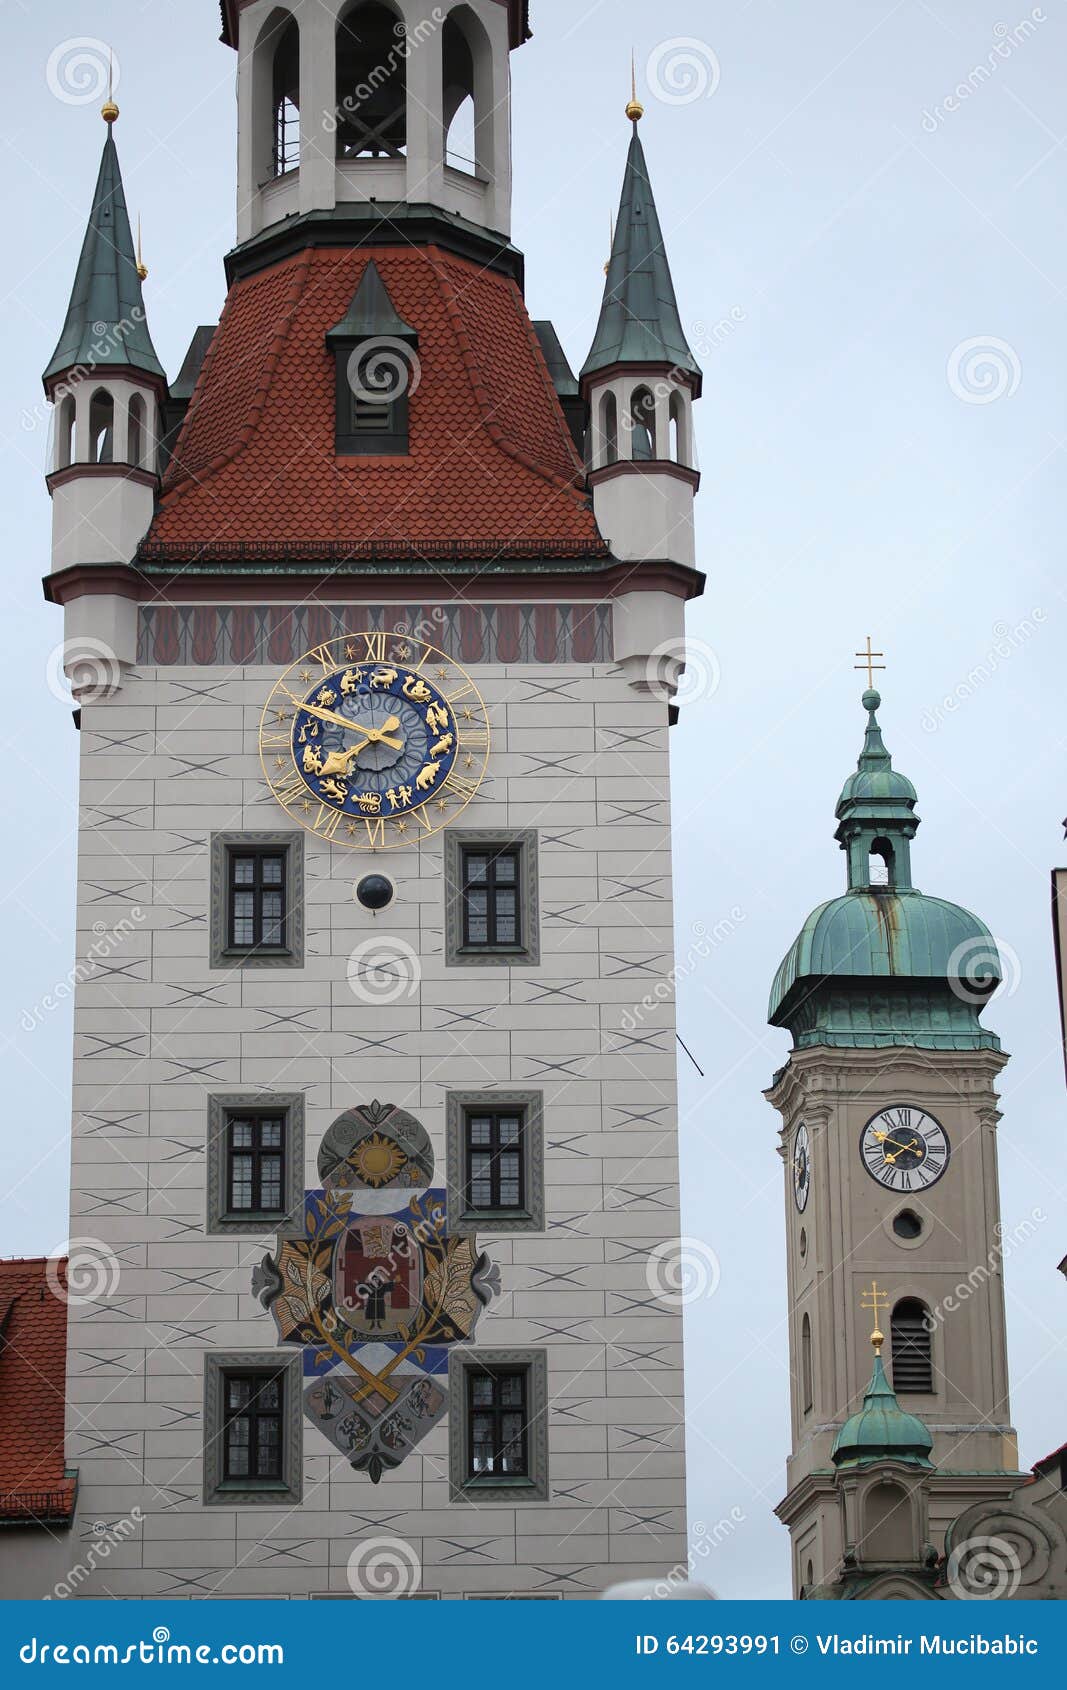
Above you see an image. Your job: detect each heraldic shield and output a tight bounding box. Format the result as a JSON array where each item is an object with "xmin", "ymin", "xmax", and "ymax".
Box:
[{"xmin": 252, "ymin": 1101, "xmax": 498, "ymax": 1483}]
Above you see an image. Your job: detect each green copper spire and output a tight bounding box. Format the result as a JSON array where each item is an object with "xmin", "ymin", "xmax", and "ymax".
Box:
[
  {"xmin": 769, "ymin": 684, "xmax": 1003, "ymax": 1050},
  {"xmin": 43, "ymin": 125, "xmax": 164, "ymax": 389},
  {"xmin": 581, "ymin": 122, "xmax": 702, "ymax": 387},
  {"xmin": 836, "ymin": 689, "xmax": 920, "ymax": 893},
  {"xmin": 325, "ymin": 260, "xmax": 416, "ymax": 347}
]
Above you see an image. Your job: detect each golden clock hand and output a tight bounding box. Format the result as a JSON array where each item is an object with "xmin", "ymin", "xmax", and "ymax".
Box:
[
  {"xmin": 874, "ymin": 1130, "xmax": 924, "ymax": 1160},
  {"xmin": 284, "ymin": 691, "xmax": 405, "ymax": 750}
]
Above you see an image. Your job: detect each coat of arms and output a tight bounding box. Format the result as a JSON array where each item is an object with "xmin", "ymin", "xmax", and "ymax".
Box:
[{"xmin": 252, "ymin": 1101, "xmax": 498, "ymax": 1483}]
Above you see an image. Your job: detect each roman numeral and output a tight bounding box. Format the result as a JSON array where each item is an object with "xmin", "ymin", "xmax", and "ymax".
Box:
[
  {"xmin": 443, "ymin": 772, "xmax": 480, "ymax": 805},
  {"xmin": 315, "ymin": 807, "xmax": 344, "ymax": 842},
  {"xmin": 308, "ymin": 644, "xmax": 336, "ymax": 674},
  {"xmin": 273, "ymin": 776, "xmax": 308, "ymax": 810},
  {"xmin": 460, "ymin": 727, "xmax": 489, "ymax": 750},
  {"xmin": 365, "ymin": 817, "xmax": 386, "ymax": 849},
  {"xmin": 261, "ymin": 730, "xmax": 290, "ymax": 751},
  {"xmin": 361, "ymin": 632, "xmax": 387, "ymax": 663},
  {"xmin": 446, "ymin": 681, "xmax": 476, "ymax": 706},
  {"xmin": 888, "ymin": 1108, "xmax": 914, "ymax": 1132}
]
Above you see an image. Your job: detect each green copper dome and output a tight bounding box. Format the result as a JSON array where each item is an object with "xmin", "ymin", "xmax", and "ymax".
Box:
[
  {"xmin": 832, "ymin": 1349, "xmax": 934, "ymax": 1471},
  {"xmin": 769, "ymin": 690, "xmax": 1002, "ymax": 1050}
]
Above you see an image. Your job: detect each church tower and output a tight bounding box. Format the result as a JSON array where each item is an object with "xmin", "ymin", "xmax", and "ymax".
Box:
[
  {"xmin": 22, "ymin": 4, "xmax": 705, "ymax": 1601},
  {"xmin": 766, "ymin": 683, "xmax": 1025, "ymax": 1598}
]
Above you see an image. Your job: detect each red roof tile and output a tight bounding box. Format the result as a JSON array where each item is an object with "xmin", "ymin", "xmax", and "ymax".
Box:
[
  {"xmin": 0, "ymin": 1258, "xmax": 76, "ymax": 1526},
  {"xmin": 146, "ymin": 246, "xmax": 605, "ymax": 564}
]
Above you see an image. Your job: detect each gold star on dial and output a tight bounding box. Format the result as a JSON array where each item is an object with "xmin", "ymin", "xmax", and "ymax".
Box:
[
  {"xmin": 274, "ymin": 708, "xmax": 289, "ymax": 723},
  {"xmin": 300, "ymin": 669, "xmax": 313, "ymax": 683},
  {"xmin": 396, "ymin": 820, "xmax": 408, "ymax": 834},
  {"xmin": 465, "ymin": 755, "xmax": 474, "ymax": 770},
  {"xmin": 436, "ymin": 798, "xmax": 448, "ymax": 812},
  {"xmin": 346, "ymin": 822, "xmax": 357, "ymax": 837},
  {"xmin": 273, "ymin": 756, "xmax": 286, "ymax": 770},
  {"xmin": 437, "ymin": 667, "xmax": 449, "ymax": 681},
  {"xmin": 345, "ymin": 644, "xmax": 357, "ymax": 661},
  {"xmin": 462, "ymin": 707, "xmax": 474, "ymax": 722},
  {"xmin": 302, "ymin": 800, "xmax": 312, "ymax": 814}
]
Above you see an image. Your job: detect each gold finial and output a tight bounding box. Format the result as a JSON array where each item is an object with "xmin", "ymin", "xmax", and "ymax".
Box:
[
  {"xmin": 136, "ymin": 215, "xmax": 148, "ymax": 283},
  {"xmin": 101, "ymin": 51, "xmax": 119, "ymax": 124},
  {"xmin": 854, "ymin": 635, "xmax": 886, "ymax": 692},
  {"xmin": 626, "ymin": 51, "xmax": 644, "ymax": 123},
  {"xmin": 861, "ymin": 1282, "xmax": 890, "ymax": 1354}
]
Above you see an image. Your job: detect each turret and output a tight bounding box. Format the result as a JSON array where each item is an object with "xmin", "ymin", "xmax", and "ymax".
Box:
[
  {"xmin": 224, "ymin": 0, "xmax": 530, "ymax": 247},
  {"xmin": 581, "ymin": 87, "xmax": 702, "ymax": 572},
  {"xmin": 43, "ymin": 99, "xmax": 165, "ymax": 694}
]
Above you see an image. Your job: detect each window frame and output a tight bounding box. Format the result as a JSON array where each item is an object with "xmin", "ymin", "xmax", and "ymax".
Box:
[
  {"xmin": 444, "ymin": 829, "xmax": 540, "ymax": 968},
  {"xmin": 449, "ymin": 1349, "xmax": 549, "ymax": 1503},
  {"xmin": 890, "ymin": 1298, "xmax": 935, "ymax": 1395},
  {"xmin": 460, "ymin": 845, "xmax": 523, "ymax": 951},
  {"xmin": 466, "ymin": 1367, "xmax": 529, "ymax": 1481},
  {"xmin": 206, "ymin": 1093, "xmax": 305, "ymax": 1236},
  {"xmin": 446, "ymin": 1090, "xmax": 545, "ymax": 1235},
  {"xmin": 210, "ymin": 833, "xmax": 304, "ymax": 970},
  {"xmin": 222, "ymin": 1370, "xmax": 285, "ymax": 1484},
  {"xmin": 203, "ymin": 1351, "xmax": 303, "ymax": 1506},
  {"xmin": 227, "ymin": 847, "xmax": 287, "ymax": 953},
  {"xmin": 226, "ymin": 1111, "xmax": 287, "ymax": 1219}
]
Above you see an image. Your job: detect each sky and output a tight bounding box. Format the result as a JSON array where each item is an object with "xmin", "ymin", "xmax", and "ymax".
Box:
[{"xmin": 2, "ymin": 0, "xmax": 1066, "ymax": 1601}]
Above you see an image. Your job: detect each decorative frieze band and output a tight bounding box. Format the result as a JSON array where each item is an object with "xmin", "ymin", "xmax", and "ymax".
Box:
[{"xmin": 137, "ymin": 602, "xmax": 614, "ymax": 668}]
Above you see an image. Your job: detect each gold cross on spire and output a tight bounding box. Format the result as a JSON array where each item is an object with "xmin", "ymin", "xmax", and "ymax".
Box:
[
  {"xmin": 860, "ymin": 1281, "xmax": 890, "ymax": 1353},
  {"xmin": 626, "ymin": 51, "xmax": 645, "ymax": 122},
  {"xmin": 854, "ymin": 636, "xmax": 886, "ymax": 691}
]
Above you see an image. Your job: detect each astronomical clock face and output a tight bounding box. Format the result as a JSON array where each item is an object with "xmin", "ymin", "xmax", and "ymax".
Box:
[
  {"xmin": 259, "ymin": 633, "xmax": 489, "ymax": 849},
  {"xmin": 792, "ymin": 1123, "xmax": 812, "ymax": 1213},
  {"xmin": 860, "ymin": 1106, "xmax": 950, "ymax": 1194}
]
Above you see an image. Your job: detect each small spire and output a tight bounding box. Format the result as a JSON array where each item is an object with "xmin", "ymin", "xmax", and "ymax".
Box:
[
  {"xmin": 101, "ymin": 51, "xmax": 119, "ymax": 124},
  {"xmin": 861, "ymin": 1281, "xmax": 890, "ymax": 1356},
  {"xmin": 626, "ymin": 51, "xmax": 644, "ymax": 123},
  {"xmin": 136, "ymin": 215, "xmax": 148, "ymax": 282}
]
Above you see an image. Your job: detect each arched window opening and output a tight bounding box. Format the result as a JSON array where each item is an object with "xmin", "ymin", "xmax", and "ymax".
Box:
[
  {"xmin": 336, "ymin": 2, "xmax": 407, "ymax": 159},
  {"xmin": 801, "ymin": 1314, "xmax": 813, "ymax": 1415},
  {"xmin": 272, "ymin": 17, "xmax": 300, "ymax": 176},
  {"xmin": 56, "ymin": 394, "xmax": 76, "ymax": 470},
  {"xmin": 630, "ymin": 385, "xmax": 657, "ymax": 461},
  {"xmin": 599, "ymin": 391, "xmax": 619, "ymax": 467},
  {"xmin": 891, "ymin": 1299, "xmax": 934, "ymax": 1394},
  {"xmin": 669, "ymin": 389, "xmax": 688, "ymax": 464},
  {"xmin": 127, "ymin": 395, "xmax": 146, "ymax": 469},
  {"xmin": 443, "ymin": 16, "xmax": 476, "ymax": 174},
  {"xmin": 861, "ymin": 1482, "xmax": 913, "ymax": 1562},
  {"xmin": 868, "ymin": 837, "xmax": 894, "ymax": 888},
  {"xmin": 89, "ymin": 389, "xmax": 114, "ymax": 465},
  {"xmin": 805, "ymin": 1559, "xmax": 814, "ymax": 1588}
]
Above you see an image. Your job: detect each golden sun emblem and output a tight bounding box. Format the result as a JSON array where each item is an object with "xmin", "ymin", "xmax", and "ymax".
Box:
[{"xmin": 350, "ymin": 1133, "xmax": 409, "ymax": 1189}]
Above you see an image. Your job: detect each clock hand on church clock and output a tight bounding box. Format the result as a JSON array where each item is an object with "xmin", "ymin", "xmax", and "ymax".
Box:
[
  {"xmin": 874, "ymin": 1129, "xmax": 924, "ymax": 1160},
  {"xmin": 283, "ymin": 689, "xmax": 406, "ymax": 750}
]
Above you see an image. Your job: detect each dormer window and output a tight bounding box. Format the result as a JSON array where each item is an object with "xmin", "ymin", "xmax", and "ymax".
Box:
[{"xmin": 326, "ymin": 260, "xmax": 418, "ymax": 457}]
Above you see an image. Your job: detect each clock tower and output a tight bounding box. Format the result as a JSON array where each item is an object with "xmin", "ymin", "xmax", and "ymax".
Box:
[
  {"xmin": 21, "ymin": 0, "xmax": 706, "ymax": 1603},
  {"xmin": 766, "ymin": 686, "xmax": 1026, "ymax": 1597}
]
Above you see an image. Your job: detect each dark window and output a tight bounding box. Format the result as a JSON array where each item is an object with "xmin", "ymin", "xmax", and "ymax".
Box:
[
  {"xmin": 465, "ymin": 1110, "xmax": 524, "ymax": 1213},
  {"xmin": 893, "ymin": 1209, "xmax": 924, "ymax": 1241},
  {"xmin": 468, "ymin": 1369, "xmax": 529, "ymax": 1479},
  {"xmin": 227, "ymin": 1114, "xmax": 286, "ymax": 1216},
  {"xmin": 228, "ymin": 850, "xmax": 287, "ymax": 952},
  {"xmin": 801, "ymin": 1313, "xmax": 813, "ymax": 1414},
  {"xmin": 222, "ymin": 1372, "xmax": 284, "ymax": 1483},
  {"xmin": 462, "ymin": 847, "xmax": 521, "ymax": 950},
  {"xmin": 334, "ymin": 357, "xmax": 410, "ymax": 456},
  {"xmin": 890, "ymin": 1298, "xmax": 934, "ymax": 1394}
]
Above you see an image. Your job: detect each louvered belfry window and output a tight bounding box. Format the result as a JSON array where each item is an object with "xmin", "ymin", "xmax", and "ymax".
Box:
[{"xmin": 891, "ymin": 1299, "xmax": 934, "ymax": 1394}]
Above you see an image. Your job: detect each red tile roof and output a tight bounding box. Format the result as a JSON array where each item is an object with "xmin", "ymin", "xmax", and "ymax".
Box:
[
  {"xmin": 0, "ymin": 1258, "xmax": 76, "ymax": 1527},
  {"xmin": 145, "ymin": 246, "xmax": 605, "ymax": 565}
]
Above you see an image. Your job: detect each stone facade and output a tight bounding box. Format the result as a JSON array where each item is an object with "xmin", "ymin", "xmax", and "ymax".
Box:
[{"xmin": 61, "ymin": 633, "xmax": 687, "ymax": 1598}]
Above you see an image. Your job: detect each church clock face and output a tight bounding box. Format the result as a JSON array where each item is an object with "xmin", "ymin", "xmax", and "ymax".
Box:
[
  {"xmin": 259, "ymin": 633, "xmax": 489, "ymax": 849},
  {"xmin": 792, "ymin": 1123, "xmax": 812, "ymax": 1212},
  {"xmin": 860, "ymin": 1107, "xmax": 950, "ymax": 1194}
]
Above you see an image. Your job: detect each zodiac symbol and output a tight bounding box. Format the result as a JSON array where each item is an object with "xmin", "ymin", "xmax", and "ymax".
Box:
[
  {"xmin": 428, "ymin": 733, "xmax": 454, "ymax": 760},
  {"xmin": 402, "ymin": 674, "xmax": 432, "ymax": 704},
  {"xmin": 416, "ymin": 763, "xmax": 441, "ymax": 792},
  {"xmin": 316, "ymin": 687, "xmax": 338, "ymax": 708},
  {"xmin": 426, "ymin": 704, "xmax": 450, "ymax": 734},
  {"xmin": 357, "ymin": 793, "xmax": 383, "ymax": 815},
  {"xmin": 303, "ymin": 745, "xmax": 325, "ymax": 776},
  {"xmin": 370, "ymin": 668, "xmax": 399, "ymax": 690},
  {"xmin": 340, "ymin": 669, "xmax": 363, "ymax": 696},
  {"xmin": 386, "ymin": 786, "xmax": 414, "ymax": 811},
  {"xmin": 320, "ymin": 776, "xmax": 349, "ymax": 803}
]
